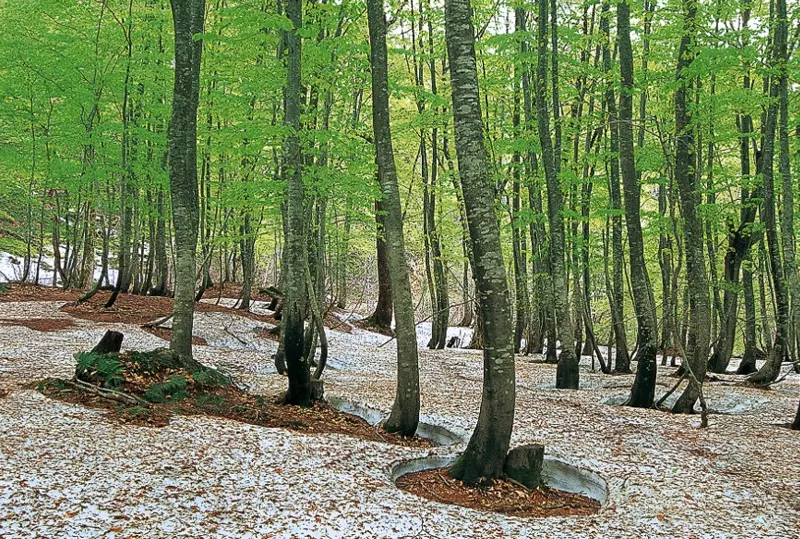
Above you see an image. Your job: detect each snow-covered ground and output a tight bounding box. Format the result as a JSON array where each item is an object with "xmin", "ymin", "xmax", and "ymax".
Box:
[
  {"xmin": 0, "ymin": 251, "xmax": 118, "ymax": 286},
  {"xmin": 0, "ymin": 299, "xmax": 799, "ymax": 537}
]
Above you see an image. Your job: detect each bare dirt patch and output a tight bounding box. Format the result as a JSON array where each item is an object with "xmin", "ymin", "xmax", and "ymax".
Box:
[
  {"xmin": 141, "ymin": 326, "xmax": 208, "ymax": 346},
  {"xmin": 396, "ymin": 467, "xmax": 601, "ymax": 518},
  {"xmin": 60, "ymin": 291, "xmax": 278, "ymax": 326},
  {"xmin": 0, "ymin": 284, "xmax": 80, "ymax": 303},
  {"xmin": 0, "ymin": 318, "xmax": 74, "ymax": 332}
]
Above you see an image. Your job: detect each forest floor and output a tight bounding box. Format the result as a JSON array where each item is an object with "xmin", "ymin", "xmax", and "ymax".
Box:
[{"xmin": 0, "ymin": 287, "xmax": 799, "ymax": 538}]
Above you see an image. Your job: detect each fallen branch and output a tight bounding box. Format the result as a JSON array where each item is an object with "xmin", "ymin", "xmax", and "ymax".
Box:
[
  {"xmin": 142, "ymin": 314, "xmax": 173, "ymax": 329},
  {"xmin": 223, "ymin": 325, "xmax": 248, "ymax": 345},
  {"xmin": 67, "ymin": 378, "xmax": 150, "ymax": 408}
]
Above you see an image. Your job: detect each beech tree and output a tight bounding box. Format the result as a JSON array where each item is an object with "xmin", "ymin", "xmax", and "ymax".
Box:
[
  {"xmin": 367, "ymin": 0, "xmax": 420, "ymax": 435},
  {"xmin": 618, "ymin": 0, "xmax": 659, "ymax": 407},
  {"xmin": 444, "ymin": 0, "xmax": 515, "ymax": 482},
  {"xmin": 534, "ymin": 0, "xmax": 578, "ymax": 389},
  {"xmin": 168, "ymin": 0, "xmax": 205, "ymax": 359},
  {"xmin": 281, "ymin": 0, "xmax": 313, "ymax": 406}
]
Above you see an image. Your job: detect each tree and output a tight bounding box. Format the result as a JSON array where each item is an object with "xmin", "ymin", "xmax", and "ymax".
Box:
[
  {"xmin": 444, "ymin": 0, "xmax": 515, "ymax": 482},
  {"xmin": 749, "ymin": 0, "xmax": 791, "ymax": 385},
  {"xmin": 672, "ymin": 0, "xmax": 710, "ymax": 413},
  {"xmin": 534, "ymin": 0, "xmax": 579, "ymax": 389},
  {"xmin": 168, "ymin": 0, "xmax": 205, "ymax": 359},
  {"xmin": 367, "ymin": 0, "xmax": 420, "ymax": 436},
  {"xmin": 363, "ymin": 198, "xmax": 393, "ymax": 332},
  {"xmin": 618, "ymin": 0, "xmax": 659, "ymax": 407},
  {"xmin": 280, "ymin": 0, "xmax": 313, "ymax": 406}
]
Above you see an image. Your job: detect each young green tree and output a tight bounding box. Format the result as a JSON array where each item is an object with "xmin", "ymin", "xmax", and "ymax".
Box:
[{"xmin": 534, "ymin": 0, "xmax": 578, "ymax": 389}]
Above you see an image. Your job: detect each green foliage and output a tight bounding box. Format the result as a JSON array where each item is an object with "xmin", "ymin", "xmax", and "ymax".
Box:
[
  {"xmin": 0, "ymin": 237, "xmax": 27, "ymax": 258},
  {"xmin": 0, "ymin": 283, "xmax": 8, "ymax": 294},
  {"xmin": 75, "ymin": 353, "xmax": 124, "ymax": 389},
  {"xmin": 120, "ymin": 405, "xmax": 151, "ymax": 420},
  {"xmin": 143, "ymin": 375, "xmax": 189, "ymax": 403},
  {"xmin": 195, "ymin": 393, "xmax": 225, "ymax": 408},
  {"xmin": 191, "ymin": 369, "xmax": 226, "ymax": 388}
]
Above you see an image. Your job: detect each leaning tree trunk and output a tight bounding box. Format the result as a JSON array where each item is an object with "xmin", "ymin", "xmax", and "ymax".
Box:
[
  {"xmin": 367, "ymin": 0, "xmax": 420, "ymax": 436},
  {"xmin": 750, "ymin": 0, "xmax": 791, "ymax": 385},
  {"xmin": 534, "ymin": 0, "xmax": 578, "ymax": 388},
  {"xmin": 618, "ymin": 0, "xmax": 659, "ymax": 407},
  {"xmin": 672, "ymin": 0, "xmax": 710, "ymax": 413},
  {"xmin": 445, "ymin": 0, "xmax": 515, "ymax": 482},
  {"xmin": 167, "ymin": 0, "xmax": 205, "ymax": 360},
  {"xmin": 280, "ymin": 0, "xmax": 313, "ymax": 406}
]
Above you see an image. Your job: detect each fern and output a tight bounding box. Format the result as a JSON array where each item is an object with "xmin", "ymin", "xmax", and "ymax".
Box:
[
  {"xmin": 143, "ymin": 375, "xmax": 188, "ymax": 403},
  {"xmin": 75, "ymin": 353, "xmax": 124, "ymax": 388}
]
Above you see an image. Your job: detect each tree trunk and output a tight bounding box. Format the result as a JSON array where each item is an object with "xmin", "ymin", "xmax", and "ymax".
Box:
[
  {"xmin": 445, "ymin": 0, "xmax": 515, "ymax": 482},
  {"xmin": 367, "ymin": 0, "xmax": 420, "ymax": 435},
  {"xmin": 602, "ymin": 0, "xmax": 630, "ymax": 374},
  {"xmin": 672, "ymin": 0, "xmax": 710, "ymax": 413},
  {"xmin": 364, "ymin": 199, "xmax": 393, "ymax": 330},
  {"xmin": 750, "ymin": 0, "xmax": 791, "ymax": 385},
  {"xmin": 534, "ymin": 0, "xmax": 578, "ymax": 388},
  {"xmin": 281, "ymin": 0, "xmax": 313, "ymax": 406},
  {"xmin": 167, "ymin": 0, "xmax": 205, "ymax": 359},
  {"xmin": 618, "ymin": 0, "xmax": 659, "ymax": 406}
]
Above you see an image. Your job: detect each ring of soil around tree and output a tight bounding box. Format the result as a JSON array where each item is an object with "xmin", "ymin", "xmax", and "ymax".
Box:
[
  {"xmin": 36, "ymin": 345, "xmax": 434, "ymax": 448},
  {"xmin": 392, "ymin": 454, "xmax": 607, "ymax": 518},
  {"xmin": 0, "ymin": 318, "xmax": 74, "ymax": 332},
  {"xmin": 327, "ymin": 396, "xmax": 465, "ymax": 446}
]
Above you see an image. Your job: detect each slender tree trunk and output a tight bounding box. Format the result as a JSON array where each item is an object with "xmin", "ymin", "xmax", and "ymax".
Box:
[
  {"xmin": 672, "ymin": 0, "xmax": 710, "ymax": 413},
  {"xmin": 367, "ymin": 0, "xmax": 420, "ymax": 435},
  {"xmin": 601, "ymin": 0, "xmax": 630, "ymax": 373},
  {"xmin": 534, "ymin": 0, "xmax": 578, "ymax": 388},
  {"xmin": 364, "ymin": 199, "xmax": 394, "ymax": 330},
  {"xmin": 445, "ymin": 0, "xmax": 515, "ymax": 481},
  {"xmin": 750, "ymin": 0, "xmax": 790, "ymax": 385},
  {"xmin": 618, "ymin": 0, "xmax": 659, "ymax": 406}
]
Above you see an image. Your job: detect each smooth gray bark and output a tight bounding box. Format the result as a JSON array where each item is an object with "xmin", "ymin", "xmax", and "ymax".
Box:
[
  {"xmin": 367, "ymin": 0, "xmax": 420, "ymax": 436},
  {"xmin": 167, "ymin": 0, "xmax": 205, "ymax": 359}
]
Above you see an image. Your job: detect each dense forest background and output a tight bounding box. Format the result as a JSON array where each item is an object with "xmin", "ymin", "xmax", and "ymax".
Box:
[{"xmin": 1, "ymin": 0, "xmax": 799, "ymax": 428}]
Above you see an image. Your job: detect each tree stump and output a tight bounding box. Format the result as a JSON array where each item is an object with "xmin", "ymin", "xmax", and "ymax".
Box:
[
  {"xmin": 90, "ymin": 330, "xmax": 124, "ymax": 354},
  {"xmin": 504, "ymin": 444, "xmax": 545, "ymax": 489}
]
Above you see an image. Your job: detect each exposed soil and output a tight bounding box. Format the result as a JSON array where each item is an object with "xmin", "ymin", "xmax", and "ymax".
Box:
[
  {"xmin": 142, "ymin": 326, "xmax": 208, "ymax": 346},
  {"xmin": 0, "ymin": 318, "xmax": 74, "ymax": 332},
  {"xmin": 0, "ymin": 284, "xmax": 80, "ymax": 303},
  {"xmin": 60, "ymin": 291, "xmax": 279, "ymax": 326},
  {"xmin": 37, "ymin": 350, "xmax": 433, "ymax": 448},
  {"xmin": 396, "ymin": 467, "xmax": 601, "ymax": 518}
]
